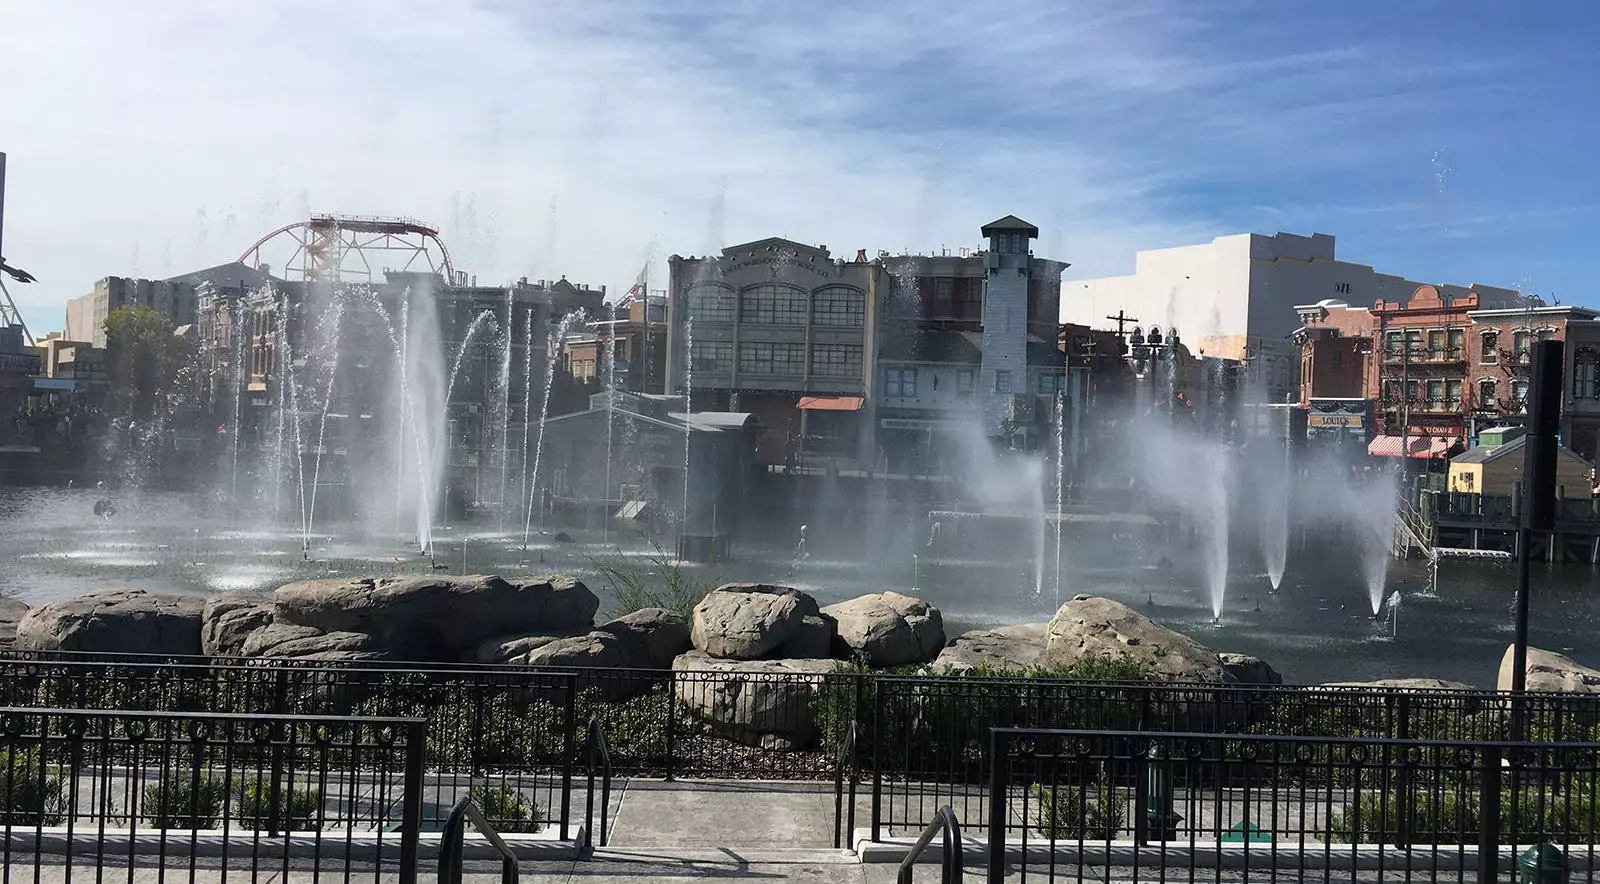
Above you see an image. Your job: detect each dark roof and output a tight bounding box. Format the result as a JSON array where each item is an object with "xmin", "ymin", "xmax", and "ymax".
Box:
[
  {"xmin": 879, "ymin": 330, "xmax": 983, "ymax": 364},
  {"xmin": 981, "ymin": 216, "xmax": 1039, "ymax": 238},
  {"xmin": 166, "ymin": 261, "xmax": 283, "ymax": 290},
  {"xmin": 1453, "ymin": 434, "xmax": 1590, "ymax": 466},
  {"xmin": 879, "ymin": 329, "xmax": 1065, "ymax": 367}
]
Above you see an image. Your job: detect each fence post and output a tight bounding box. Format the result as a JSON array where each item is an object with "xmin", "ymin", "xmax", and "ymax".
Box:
[
  {"xmin": 1396, "ymin": 695, "xmax": 1413, "ymax": 850},
  {"xmin": 400, "ymin": 720, "xmax": 426, "ymax": 884},
  {"xmin": 1479, "ymin": 745, "xmax": 1503, "ymax": 884},
  {"xmin": 662, "ymin": 671, "xmax": 677, "ymax": 782},
  {"xmin": 986, "ymin": 729, "xmax": 1009, "ymax": 884},
  {"xmin": 871, "ymin": 679, "xmax": 884, "ymax": 843},
  {"xmin": 560, "ymin": 675, "xmax": 577, "ymax": 842}
]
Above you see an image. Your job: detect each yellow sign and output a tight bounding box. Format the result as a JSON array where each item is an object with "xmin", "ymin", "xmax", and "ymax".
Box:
[{"xmin": 1308, "ymin": 414, "xmax": 1363, "ymax": 428}]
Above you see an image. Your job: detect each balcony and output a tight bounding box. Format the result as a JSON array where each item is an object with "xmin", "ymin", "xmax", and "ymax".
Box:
[
  {"xmin": 1384, "ymin": 346, "xmax": 1466, "ymax": 364},
  {"xmin": 1415, "ymin": 398, "xmax": 1465, "ymax": 414}
]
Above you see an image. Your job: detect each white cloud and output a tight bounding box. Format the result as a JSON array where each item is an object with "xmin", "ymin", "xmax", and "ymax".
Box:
[{"xmin": 0, "ymin": 0, "xmax": 1539, "ymax": 334}]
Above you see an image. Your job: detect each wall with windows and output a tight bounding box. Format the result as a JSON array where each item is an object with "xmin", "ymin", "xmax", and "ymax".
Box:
[
  {"xmin": 665, "ymin": 240, "xmax": 881, "ymax": 398},
  {"xmin": 876, "ymin": 361, "xmax": 980, "ymax": 411}
]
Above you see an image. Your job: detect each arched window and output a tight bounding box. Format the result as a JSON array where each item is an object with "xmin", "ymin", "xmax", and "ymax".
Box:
[
  {"xmin": 1478, "ymin": 377, "xmax": 1497, "ymax": 409},
  {"xmin": 811, "ymin": 286, "xmax": 864, "ymax": 327},
  {"xmin": 686, "ymin": 284, "xmax": 735, "ymax": 323},
  {"xmin": 740, "ymin": 284, "xmax": 808, "ymax": 325}
]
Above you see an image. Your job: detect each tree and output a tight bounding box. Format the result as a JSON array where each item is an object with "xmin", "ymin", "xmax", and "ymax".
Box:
[{"xmin": 104, "ymin": 305, "xmax": 191, "ymax": 419}]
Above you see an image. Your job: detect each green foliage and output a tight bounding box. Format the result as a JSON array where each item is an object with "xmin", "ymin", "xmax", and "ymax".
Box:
[
  {"xmin": 1031, "ymin": 782, "xmax": 1126, "ymax": 841},
  {"xmin": 0, "ymin": 748, "xmax": 67, "ymax": 826},
  {"xmin": 142, "ymin": 774, "xmax": 228, "ymax": 829},
  {"xmin": 236, "ymin": 778, "xmax": 322, "ymax": 830},
  {"xmin": 578, "ymin": 686, "xmax": 673, "ymax": 766},
  {"xmin": 590, "ymin": 539, "xmax": 717, "ymax": 619},
  {"xmin": 1327, "ymin": 786, "xmax": 1598, "ymax": 844},
  {"xmin": 469, "ymin": 785, "xmax": 542, "ymax": 834},
  {"xmin": 103, "ymin": 305, "xmax": 193, "ymax": 419}
]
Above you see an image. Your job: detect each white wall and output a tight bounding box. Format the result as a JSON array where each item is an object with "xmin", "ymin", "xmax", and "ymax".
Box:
[{"xmin": 1064, "ymin": 231, "xmax": 1518, "ymax": 343}]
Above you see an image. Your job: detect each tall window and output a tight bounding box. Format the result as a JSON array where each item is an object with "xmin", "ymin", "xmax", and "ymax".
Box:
[
  {"xmin": 1427, "ymin": 379, "xmax": 1444, "ymax": 407},
  {"xmin": 1513, "ymin": 330, "xmax": 1533, "ymax": 363},
  {"xmin": 741, "ymin": 284, "xmax": 808, "ymax": 325},
  {"xmin": 994, "ymin": 370, "xmax": 1013, "ymax": 393},
  {"xmin": 884, "ymin": 367, "xmax": 917, "ymax": 398},
  {"xmin": 1511, "ymin": 378, "xmax": 1529, "ymax": 412},
  {"xmin": 810, "ymin": 343, "xmax": 862, "ymax": 377},
  {"xmin": 1386, "ymin": 331, "xmax": 1404, "ymax": 359},
  {"xmin": 1478, "ymin": 378, "xmax": 1497, "ymax": 409},
  {"xmin": 1036, "ymin": 373, "xmax": 1064, "ymax": 394},
  {"xmin": 1428, "ymin": 330, "xmax": 1446, "ymax": 359},
  {"xmin": 687, "ymin": 285, "xmax": 734, "ymax": 323},
  {"xmin": 690, "ymin": 341, "xmax": 733, "ymax": 373},
  {"xmin": 811, "ymin": 286, "xmax": 864, "ymax": 328},
  {"xmin": 1445, "ymin": 378, "xmax": 1463, "ymax": 408},
  {"xmin": 737, "ymin": 341, "xmax": 804, "ymax": 376},
  {"xmin": 1448, "ymin": 328, "xmax": 1465, "ymax": 359},
  {"xmin": 932, "ymin": 278, "xmax": 952, "ymax": 302},
  {"xmin": 956, "ymin": 369, "xmax": 974, "ymax": 395},
  {"xmin": 1575, "ymin": 348, "xmax": 1598, "ymax": 400},
  {"xmin": 1481, "ymin": 330, "xmax": 1499, "ymax": 364}
]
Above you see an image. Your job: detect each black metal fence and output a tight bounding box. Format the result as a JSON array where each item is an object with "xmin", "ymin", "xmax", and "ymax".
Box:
[
  {"xmin": 866, "ymin": 676, "xmax": 1600, "ymax": 841},
  {"xmin": 0, "ymin": 706, "xmax": 425, "ymax": 884},
  {"xmin": 984, "ymin": 728, "xmax": 1600, "ymax": 884}
]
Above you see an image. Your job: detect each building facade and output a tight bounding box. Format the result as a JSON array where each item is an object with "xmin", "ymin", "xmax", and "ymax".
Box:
[
  {"xmin": 1292, "ymin": 287, "xmax": 1600, "ymax": 458},
  {"xmin": 665, "ymin": 239, "xmax": 884, "ymax": 464},
  {"xmin": 66, "ymin": 276, "xmax": 202, "ymax": 347},
  {"xmin": 564, "ymin": 295, "xmax": 668, "ymax": 396},
  {"xmin": 1066, "ymin": 231, "xmax": 1524, "ymax": 407}
]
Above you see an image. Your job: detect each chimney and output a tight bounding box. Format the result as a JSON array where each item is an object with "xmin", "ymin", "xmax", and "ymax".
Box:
[{"xmin": 855, "ymin": 249, "xmax": 867, "ymax": 262}]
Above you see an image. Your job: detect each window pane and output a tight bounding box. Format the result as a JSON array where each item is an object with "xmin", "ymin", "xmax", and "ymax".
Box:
[
  {"xmin": 738, "ymin": 341, "xmax": 804, "ymax": 375},
  {"xmin": 809, "ymin": 343, "xmax": 862, "ymax": 377},
  {"xmin": 811, "ymin": 286, "xmax": 864, "ymax": 327},
  {"xmin": 741, "ymin": 284, "xmax": 807, "ymax": 325}
]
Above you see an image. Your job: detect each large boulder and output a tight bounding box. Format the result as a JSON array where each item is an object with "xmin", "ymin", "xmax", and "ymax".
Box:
[
  {"xmin": 598, "ymin": 608, "xmax": 691, "ymax": 669},
  {"xmin": 273, "ymin": 574, "xmax": 597, "ymax": 659},
  {"xmin": 1220, "ymin": 653, "xmax": 1283, "ymax": 686},
  {"xmin": 481, "ymin": 631, "xmax": 630, "ymax": 669},
  {"xmin": 1325, "ymin": 678, "xmax": 1476, "ymax": 692},
  {"xmin": 201, "ymin": 592, "xmax": 274, "ymax": 657},
  {"xmin": 239, "ymin": 623, "xmax": 382, "ymax": 661},
  {"xmin": 1042, "ymin": 595, "xmax": 1224, "ymax": 683},
  {"xmin": 822, "ymin": 592, "xmax": 944, "ymax": 667},
  {"xmin": 671, "ymin": 650, "xmax": 836, "ymax": 749},
  {"xmin": 690, "ymin": 584, "xmax": 824, "ymax": 660},
  {"xmin": 0, "ymin": 598, "xmax": 29, "ymax": 648},
  {"xmin": 933, "ymin": 623, "xmax": 1048, "ymax": 674},
  {"xmin": 16, "ymin": 589, "xmax": 203, "ymax": 656},
  {"xmin": 1498, "ymin": 645, "xmax": 1600, "ymax": 694}
]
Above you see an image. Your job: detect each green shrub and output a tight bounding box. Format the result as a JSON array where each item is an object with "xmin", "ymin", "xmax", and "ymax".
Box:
[
  {"xmin": 236, "ymin": 778, "xmax": 322, "ymax": 830},
  {"xmin": 1327, "ymin": 787, "xmax": 1598, "ymax": 844},
  {"xmin": 590, "ymin": 539, "xmax": 717, "ymax": 619},
  {"xmin": 578, "ymin": 687, "xmax": 672, "ymax": 765},
  {"xmin": 469, "ymin": 785, "xmax": 542, "ymax": 833},
  {"xmin": 142, "ymin": 774, "xmax": 228, "ymax": 829},
  {"xmin": 1031, "ymin": 782, "xmax": 1126, "ymax": 841},
  {"xmin": 0, "ymin": 747, "xmax": 66, "ymax": 826}
]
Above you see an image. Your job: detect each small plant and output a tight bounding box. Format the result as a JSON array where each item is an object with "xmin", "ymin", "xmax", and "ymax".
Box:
[
  {"xmin": 1031, "ymin": 782, "xmax": 1126, "ymax": 841},
  {"xmin": 236, "ymin": 778, "xmax": 322, "ymax": 830},
  {"xmin": 0, "ymin": 747, "xmax": 66, "ymax": 826},
  {"xmin": 469, "ymin": 785, "xmax": 542, "ymax": 833},
  {"xmin": 142, "ymin": 774, "xmax": 228, "ymax": 829},
  {"xmin": 591, "ymin": 538, "xmax": 717, "ymax": 619}
]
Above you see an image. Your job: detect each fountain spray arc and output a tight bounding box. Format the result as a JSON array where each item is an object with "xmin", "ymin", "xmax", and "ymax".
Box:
[{"xmin": 521, "ymin": 309, "xmax": 589, "ymax": 552}]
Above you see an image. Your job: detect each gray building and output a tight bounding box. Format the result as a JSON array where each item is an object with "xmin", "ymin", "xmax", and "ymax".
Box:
[
  {"xmin": 66, "ymin": 275, "xmax": 202, "ymax": 347},
  {"xmin": 665, "ymin": 239, "xmax": 886, "ymax": 465}
]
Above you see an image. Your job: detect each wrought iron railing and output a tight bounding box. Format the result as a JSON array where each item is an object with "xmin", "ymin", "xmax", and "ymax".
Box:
[{"xmin": 983, "ymin": 728, "xmax": 1600, "ymax": 884}]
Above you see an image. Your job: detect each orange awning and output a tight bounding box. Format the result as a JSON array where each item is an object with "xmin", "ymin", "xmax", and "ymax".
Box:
[
  {"xmin": 1367, "ymin": 435, "xmax": 1463, "ymax": 460},
  {"xmin": 797, "ymin": 396, "xmax": 864, "ymax": 412}
]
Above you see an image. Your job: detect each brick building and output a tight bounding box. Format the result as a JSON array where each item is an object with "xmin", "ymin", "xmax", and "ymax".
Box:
[{"xmin": 1293, "ymin": 286, "xmax": 1600, "ymax": 458}]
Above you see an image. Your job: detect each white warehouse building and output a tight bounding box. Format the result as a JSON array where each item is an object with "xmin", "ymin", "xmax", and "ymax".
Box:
[{"xmin": 1063, "ymin": 231, "xmax": 1521, "ymax": 342}]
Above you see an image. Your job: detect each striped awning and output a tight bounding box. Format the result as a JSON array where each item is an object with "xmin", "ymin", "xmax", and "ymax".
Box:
[{"xmin": 1367, "ymin": 435, "xmax": 1462, "ymax": 460}]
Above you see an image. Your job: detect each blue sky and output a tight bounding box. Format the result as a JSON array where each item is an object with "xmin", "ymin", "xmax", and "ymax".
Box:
[{"xmin": 2, "ymin": 0, "xmax": 1597, "ymax": 334}]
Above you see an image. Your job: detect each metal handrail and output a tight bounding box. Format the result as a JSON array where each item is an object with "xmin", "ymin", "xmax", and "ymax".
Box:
[
  {"xmin": 898, "ymin": 804, "xmax": 962, "ymax": 884},
  {"xmin": 437, "ymin": 796, "xmax": 519, "ymax": 884},
  {"xmin": 582, "ymin": 714, "xmax": 612, "ymax": 854},
  {"xmin": 833, "ymin": 719, "xmax": 858, "ymax": 849}
]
